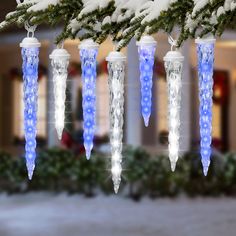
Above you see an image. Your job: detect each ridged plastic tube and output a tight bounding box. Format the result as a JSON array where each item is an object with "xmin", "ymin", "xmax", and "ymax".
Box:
[
  {"xmin": 79, "ymin": 39, "xmax": 99, "ymax": 159},
  {"xmin": 20, "ymin": 37, "xmax": 41, "ymax": 180},
  {"xmin": 196, "ymin": 37, "xmax": 216, "ymax": 176},
  {"xmin": 164, "ymin": 50, "xmax": 184, "ymax": 172},
  {"xmin": 50, "ymin": 48, "xmax": 70, "ymax": 140},
  {"xmin": 137, "ymin": 36, "xmax": 157, "ymax": 126},
  {"xmin": 106, "ymin": 51, "xmax": 126, "ymax": 193}
]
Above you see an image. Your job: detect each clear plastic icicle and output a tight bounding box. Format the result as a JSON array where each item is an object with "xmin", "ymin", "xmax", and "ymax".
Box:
[
  {"xmin": 164, "ymin": 47, "xmax": 184, "ymax": 172},
  {"xmin": 195, "ymin": 37, "xmax": 216, "ymax": 176},
  {"xmin": 106, "ymin": 51, "xmax": 126, "ymax": 193},
  {"xmin": 50, "ymin": 48, "xmax": 70, "ymax": 140}
]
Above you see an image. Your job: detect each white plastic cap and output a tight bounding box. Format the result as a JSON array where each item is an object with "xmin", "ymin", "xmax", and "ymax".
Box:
[
  {"xmin": 20, "ymin": 37, "xmax": 41, "ymax": 48},
  {"xmin": 195, "ymin": 35, "xmax": 216, "ymax": 44},
  {"xmin": 136, "ymin": 35, "xmax": 157, "ymax": 47},
  {"xmin": 164, "ymin": 50, "xmax": 184, "ymax": 62},
  {"xmin": 79, "ymin": 39, "xmax": 99, "ymax": 49},
  {"xmin": 106, "ymin": 51, "xmax": 126, "ymax": 62},
  {"xmin": 49, "ymin": 48, "xmax": 70, "ymax": 59}
]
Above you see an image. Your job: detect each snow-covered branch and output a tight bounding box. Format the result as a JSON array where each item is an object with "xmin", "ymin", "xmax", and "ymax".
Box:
[{"xmin": 0, "ymin": 0, "xmax": 236, "ymax": 49}]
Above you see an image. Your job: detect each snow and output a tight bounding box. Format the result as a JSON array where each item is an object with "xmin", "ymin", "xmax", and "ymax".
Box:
[
  {"xmin": 26, "ymin": 0, "xmax": 60, "ymax": 12},
  {"xmin": 110, "ymin": 0, "xmax": 142, "ymax": 24},
  {"xmin": 192, "ymin": 0, "xmax": 210, "ymax": 17},
  {"xmin": 141, "ymin": 0, "xmax": 171, "ymax": 24},
  {"xmin": 122, "ymin": 0, "xmax": 148, "ymax": 12},
  {"xmin": 231, "ymin": 1, "xmax": 236, "ymax": 11},
  {"xmin": 5, "ymin": 11, "xmax": 18, "ymax": 19},
  {"xmin": 224, "ymin": 0, "xmax": 232, "ymax": 11},
  {"xmin": 68, "ymin": 18, "xmax": 81, "ymax": 34},
  {"xmin": 0, "ymin": 193, "xmax": 236, "ymax": 236},
  {"xmin": 185, "ymin": 14, "xmax": 198, "ymax": 32},
  {"xmin": 2, "ymin": 0, "xmax": 236, "ymax": 45},
  {"xmin": 217, "ymin": 6, "xmax": 225, "ymax": 17},
  {"xmin": 79, "ymin": 0, "xmax": 111, "ymax": 18},
  {"xmin": 102, "ymin": 16, "xmax": 111, "ymax": 26},
  {"xmin": 210, "ymin": 13, "xmax": 217, "ymax": 25},
  {"xmin": 99, "ymin": 0, "xmax": 111, "ymax": 9},
  {"xmin": 0, "ymin": 21, "xmax": 8, "ymax": 30}
]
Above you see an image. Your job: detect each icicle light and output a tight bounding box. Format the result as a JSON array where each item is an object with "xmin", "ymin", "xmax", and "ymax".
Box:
[
  {"xmin": 79, "ymin": 39, "xmax": 99, "ymax": 160},
  {"xmin": 20, "ymin": 37, "xmax": 41, "ymax": 180},
  {"xmin": 164, "ymin": 50, "xmax": 184, "ymax": 171},
  {"xmin": 196, "ymin": 37, "xmax": 216, "ymax": 176},
  {"xmin": 50, "ymin": 48, "xmax": 70, "ymax": 140},
  {"xmin": 137, "ymin": 36, "xmax": 157, "ymax": 126},
  {"xmin": 106, "ymin": 51, "xmax": 126, "ymax": 193}
]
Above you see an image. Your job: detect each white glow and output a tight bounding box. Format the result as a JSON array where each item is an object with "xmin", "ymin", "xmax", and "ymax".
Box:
[
  {"xmin": 106, "ymin": 51, "xmax": 126, "ymax": 194},
  {"xmin": 50, "ymin": 49, "xmax": 70, "ymax": 140},
  {"xmin": 164, "ymin": 51, "xmax": 184, "ymax": 172}
]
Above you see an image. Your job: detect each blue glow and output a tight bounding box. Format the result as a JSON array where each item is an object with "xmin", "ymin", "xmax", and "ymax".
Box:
[
  {"xmin": 138, "ymin": 45, "xmax": 156, "ymax": 126},
  {"xmin": 80, "ymin": 48, "xmax": 98, "ymax": 159},
  {"xmin": 21, "ymin": 47, "xmax": 39, "ymax": 180},
  {"xmin": 197, "ymin": 42, "xmax": 215, "ymax": 176}
]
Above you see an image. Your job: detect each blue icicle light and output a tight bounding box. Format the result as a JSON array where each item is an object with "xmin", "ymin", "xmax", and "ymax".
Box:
[
  {"xmin": 196, "ymin": 37, "xmax": 216, "ymax": 176},
  {"xmin": 20, "ymin": 37, "xmax": 41, "ymax": 180},
  {"xmin": 79, "ymin": 39, "xmax": 99, "ymax": 159},
  {"xmin": 137, "ymin": 36, "xmax": 157, "ymax": 126}
]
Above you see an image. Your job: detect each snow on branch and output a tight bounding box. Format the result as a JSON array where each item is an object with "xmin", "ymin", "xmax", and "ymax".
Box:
[
  {"xmin": 141, "ymin": 0, "xmax": 172, "ymax": 24},
  {"xmin": 1, "ymin": 0, "xmax": 236, "ymax": 49},
  {"xmin": 27, "ymin": 0, "xmax": 60, "ymax": 12},
  {"xmin": 79, "ymin": 0, "xmax": 112, "ymax": 18}
]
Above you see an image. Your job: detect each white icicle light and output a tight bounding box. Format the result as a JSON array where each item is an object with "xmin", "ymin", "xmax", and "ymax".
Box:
[
  {"xmin": 106, "ymin": 51, "xmax": 126, "ymax": 194},
  {"xmin": 164, "ymin": 50, "xmax": 184, "ymax": 171},
  {"xmin": 50, "ymin": 48, "xmax": 70, "ymax": 140}
]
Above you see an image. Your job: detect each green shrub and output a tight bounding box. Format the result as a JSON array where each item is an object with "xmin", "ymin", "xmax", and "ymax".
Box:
[{"xmin": 0, "ymin": 147, "xmax": 235, "ymax": 198}]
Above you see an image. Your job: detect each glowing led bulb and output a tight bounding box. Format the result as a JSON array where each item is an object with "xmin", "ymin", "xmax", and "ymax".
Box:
[
  {"xmin": 79, "ymin": 39, "xmax": 99, "ymax": 160},
  {"xmin": 196, "ymin": 37, "xmax": 216, "ymax": 176},
  {"xmin": 50, "ymin": 48, "xmax": 70, "ymax": 140},
  {"xmin": 20, "ymin": 37, "xmax": 41, "ymax": 180},
  {"xmin": 164, "ymin": 50, "xmax": 184, "ymax": 171},
  {"xmin": 137, "ymin": 36, "xmax": 157, "ymax": 126},
  {"xmin": 106, "ymin": 51, "xmax": 126, "ymax": 193}
]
